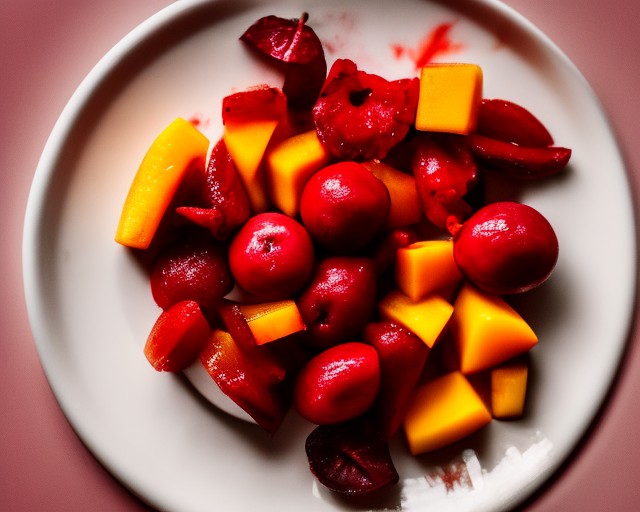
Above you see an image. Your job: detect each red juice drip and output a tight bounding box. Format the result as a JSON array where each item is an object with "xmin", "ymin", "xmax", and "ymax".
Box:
[{"xmin": 392, "ymin": 22, "xmax": 464, "ymax": 70}]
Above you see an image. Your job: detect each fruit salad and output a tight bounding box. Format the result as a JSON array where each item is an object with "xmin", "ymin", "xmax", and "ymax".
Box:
[{"xmin": 115, "ymin": 12, "xmax": 570, "ymax": 498}]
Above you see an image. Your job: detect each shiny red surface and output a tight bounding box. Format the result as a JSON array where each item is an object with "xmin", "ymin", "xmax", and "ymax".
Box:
[{"xmin": 2, "ymin": 0, "xmax": 639, "ymax": 510}]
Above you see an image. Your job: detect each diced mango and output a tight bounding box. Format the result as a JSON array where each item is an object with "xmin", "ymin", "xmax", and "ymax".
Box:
[
  {"xmin": 415, "ymin": 63, "xmax": 483, "ymax": 134},
  {"xmin": 378, "ymin": 290, "xmax": 453, "ymax": 348},
  {"xmin": 491, "ymin": 358, "xmax": 528, "ymax": 418},
  {"xmin": 115, "ymin": 118, "xmax": 209, "ymax": 249},
  {"xmin": 451, "ymin": 283, "xmax": 538, "ymax": 374},
  {"xmin": 362, "ymin": 161, "xmax": 423, "ymax": 228},
  {"xmin": 403, "ymin": 371, "xmax": 492, "ymax": 455},
  {"xmin": 223, "ymin": 119, "xmax": 279, "ymax": 213},
  {"xmin": 395, "ymin": 240, "xmax": 463, "ymax": 301},
  {"xmin": 266, "ymin": 130, "xmax": 330, "ymax": 217},
  {"xmin": 239, "ymin": 300, "xmax": 306, "ymax": 345}
]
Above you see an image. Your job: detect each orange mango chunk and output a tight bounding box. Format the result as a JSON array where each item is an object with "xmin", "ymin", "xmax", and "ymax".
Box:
[
  {"xmin": 266, "ymin": 130, "xmax": 330, "ymax": 217},
  {"xmin": 395, "ymin": 240, "xmax": 463, "ymax": 301},
  {"xmin": 223, "ymin": 119, "xmax": 279, "ymax": 213},
  {"xmin": 362, "ymin": 161, "xmax": 423, "ymax": 228},
  {"xmin": 378, "ymin": 290, "xmax": 453, "ymax": 348},
  {"xmin": 115, "ymin": 117, "xmax": 209, "ymax": 249},
  {"xmin": 415, "ymin": 63, "xmax": 483, "ymax": 134},
  {"xmin": 491, "ymin": 358, "xmax": 529, "ymax": 418},
  {"xmin": 239, "ymin": 300, "xmax": 306, "ymax": 345},
  {"xmin": 451, "ymin": 283, "xmax": 538, "ymax": 374},
  {"xmin": 222, "ymin": 88, "xmax": 287, "ymax": 213},
  {"xmin": 403, "ymin": 371, "xmax": 492, "ymax": 455}
]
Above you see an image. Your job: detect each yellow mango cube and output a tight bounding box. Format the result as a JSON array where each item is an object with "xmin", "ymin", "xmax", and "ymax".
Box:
[
  {"xmin": 239, "ymin": 300, "xmax": 305, "ymax": 345},
  {"xmin": 415, "ymin": 63, "xmax": 483, "ymax": 134},
  {"xmin": 266, "ymin": 130, "xmax": 330, "ymax": 217},
  {"xmin": 115, "ymin": 118, "xmax": 209, "ymax": 249},
  {"xmin": 223, "ymin": 119, "xmax": 280, "ymax": 213},
  {"xmin": 491, "ymin": 358, "xmax": 528, "ymax": 418},
  {"xmin": 451, "ymin": 283, "xmax": 538, "ymax": 374},
  {"xmin": 362, "ymin": 161, "xmax": 423, "ymax": 229},
  {"xmin": 403, "ymin": 371, "xmax": 492, "ymax": 455},
  {"xmin": 378, "ymin": 290, "xmax": 453, "ymax": 348},
  {"xmin": 395, "ymin": 240, "xmax": 463, "ymax": 301}
]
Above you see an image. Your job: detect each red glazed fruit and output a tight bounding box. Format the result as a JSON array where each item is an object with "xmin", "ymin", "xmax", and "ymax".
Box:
[
  {"xmin": 453, "ymin": 201, "xmax": 559, "ymax": 294},
  {"xmin": 300, "ymin": 162, "xmax": 390, "ymax": 253},
  {"xmin": 228, "ymin": 212, "xmax": 315, "ymax": 300},
  {"xmin": 313, "ymin": 58, "xmax": 419, "ymax": 160},
  {"xmin": 294, "ymin": 342, "xmax": 380, "ymax": 425},
  {"xmin": 477, "ymin": 99, "xmax": 554, "ymax": 147},
  {"xmin": 305, "ymin": 418, "xmax": 399, "ymax": 496},
  {"xmin": 150, "ymin": 231, "xmax": 234, "ymax": 313},
  {"xmin": 144, "ymin": 300, "xmax": 211, "ymax": 372},
  {"xmin": 363, "ymin": 321, "xmax": 430, "ymax": 439},
  {"xmin": 297, "ymin": 256, "xmax": 377, "ymax": 349}
]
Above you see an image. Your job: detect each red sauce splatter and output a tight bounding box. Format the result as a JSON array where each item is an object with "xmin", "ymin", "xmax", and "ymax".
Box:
[
  {"xmin": 188, "ymin": 113, "xmax": 210, "ymax": 129},
  {"xmin": 392, "ymin": 22, "xmax": 464, "ymax": 70}
]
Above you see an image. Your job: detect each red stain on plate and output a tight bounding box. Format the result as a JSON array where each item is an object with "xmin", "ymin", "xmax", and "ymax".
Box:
[{"xmin": 392, "ymin": 22, "xmax": 464, "ymax": 70}]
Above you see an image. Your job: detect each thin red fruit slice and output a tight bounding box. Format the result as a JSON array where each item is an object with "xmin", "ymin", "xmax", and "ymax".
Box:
[
  {"xmin": 467, "ymin": 133, "xmax": 571, "ymax": 179},
  {"xmin": 176, "ymin": 139, "xmax": 251, "ymax": 240},
  {"xmin": 305, "ymin": 418, "xmax": 399, "ymax": 496},
  {"xmin": 477, "ymin": 99, "xmax": 554, "ymax": 147}
]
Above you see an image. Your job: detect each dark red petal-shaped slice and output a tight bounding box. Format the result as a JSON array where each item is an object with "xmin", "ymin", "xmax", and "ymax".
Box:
[
  {"xmin": 313, "ymin": 59, "xmax": 419, "ymax": 161},
  {"xmin": 305, "ymin": 418, "xmax": 399, "ymax": 496},
  {"xmin": 467, "ymin": 133, "xmax": 571, "ymax": 179},
  {"xmin": 240, "ymin": 14, "xmax": 327, "ymax": 110},
  {"xmin": 477, "ymin": 99, "xmax": 554, "ymax": 147}
]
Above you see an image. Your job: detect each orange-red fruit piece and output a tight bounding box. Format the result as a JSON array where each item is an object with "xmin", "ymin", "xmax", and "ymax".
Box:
[
  {"xmin": 144, "ymin": 300, "xmax": 211, "ymax": 372},
  {"xmin": 239, "ymin": 300, "xmax": 306, "ymax": 345}
]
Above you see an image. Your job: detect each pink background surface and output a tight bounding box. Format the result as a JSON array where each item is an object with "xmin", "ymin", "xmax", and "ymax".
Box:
[{"xmin": 2, "ymin": 0, "xmax": 639, "ymax": 510}]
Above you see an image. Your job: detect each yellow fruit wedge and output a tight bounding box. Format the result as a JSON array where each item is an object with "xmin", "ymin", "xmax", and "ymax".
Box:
[
  {"xmin": 491, "ymin": 358, "xmax": 529, "ymax": 419},
  {"xmin": 378, "ymin": 290, "xmax": 453, "ymax": 348},
  {"xmin": 223, "ymin": 119, "xmax": 280, "ymax": 213},
  {"xmin": 115, "ymin": 118, "xmax": 209, "ymax": 249},
  {"xmin": 451, "ymin": 283, "xmax": 538, "ymax": 374},
  {"xmin": 266, "ymin": 130, "xmax": 330, "ymax": 217},
  {"xmin": 363, "ymin": 161, "xmax": 423, "ymax": 228},
  {"xmin": 403, "ymin": 371, "xmax": 492, "ymax": 455},
  {"xmin": 415, "ymin": 63, "xmax": 483, "ymax": 135},
  {"xmin": 239, "ymin": 300, "xmax": 306, "ymax": 345},
  {"xmin": 395, "ymin": 239, "xmax": 463, "ymax": 301}
]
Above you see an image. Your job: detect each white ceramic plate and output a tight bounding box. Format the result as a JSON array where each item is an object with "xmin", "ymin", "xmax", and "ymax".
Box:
[{"xmin": 23, "ymin": 0, "xmax": 636, "ymax": 511}]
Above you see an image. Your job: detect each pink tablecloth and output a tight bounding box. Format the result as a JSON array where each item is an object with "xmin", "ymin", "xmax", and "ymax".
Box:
[{"xmin": 2, "ymin": 1, "xmax": 639, "ymax": 510}]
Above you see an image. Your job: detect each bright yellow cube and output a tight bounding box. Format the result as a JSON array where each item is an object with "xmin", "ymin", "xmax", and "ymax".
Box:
[
  {"xmin": 403, "ymin": 371, "xmax": 492, "ymax": 455},
  {"xmin": 378, "ymin": 290, "xmax": 453, "ymax": 348},
  {"xmin": 491, "ymin": 359, "xmax": 529, "ymax": 418},
  {"xmin": 415, "ymin": 63, "xmax": 483, "ymax": 134},
  {"xmin": 239, "ymin": 300, "xmax": 306, "ymax": 345},
  {"xmin": 395, "ymin": 240, "xmax": 462, "ymax": 301},
  {"xmin": 451, "ymin": 283, "xmax": 538, "ymax": 374},
  {"xmin": 266, "ymin": 130, "xmax": 330, "ymax": 217}
]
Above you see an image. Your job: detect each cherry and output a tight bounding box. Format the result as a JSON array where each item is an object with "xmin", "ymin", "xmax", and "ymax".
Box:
[
  {"xmin": 294, "ymin": 342, "xmax": 380, "ymax": 425},
  {"xmin": 150, "ymin": 231, "xmax": 234, "ymax": 313},
  {"xmin": 300, "ymin": 162, "xmax": 390, "ymax": 254},
  {"xmin": 453, "ymin": 201, "xmax": 559, "ymax": 294},
  {"xmin": 305, "ymin": 418, "xmax": 399, "ymax": 496}
]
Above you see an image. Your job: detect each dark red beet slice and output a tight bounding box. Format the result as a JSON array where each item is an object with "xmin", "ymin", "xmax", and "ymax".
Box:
[
  {"xmin": 305, "ymin": 418, "xmax": 399, "ymax": 496},
  {"xmin": 411, "ymin": 133, "xmax": 478, "ymax": 234},
  {"xmin": 240, "ymin": 13, "xmax": 327, "ymax": 110},
  {"xmin": 467, "ymin": 133, "xmax": 571, "ymax": 179},
  {"xmin": 313, "ymin": 59, "xmax": 419, "ymax": 161},
  {"xmin": 477, "ymin": 99, "xmax": 554, "ymax": 147}
]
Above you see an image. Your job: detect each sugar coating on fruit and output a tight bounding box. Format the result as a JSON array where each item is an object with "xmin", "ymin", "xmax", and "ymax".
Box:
[{"xmin": 415, "ymin": 63, "xmax": 483, "ymax": 134}]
